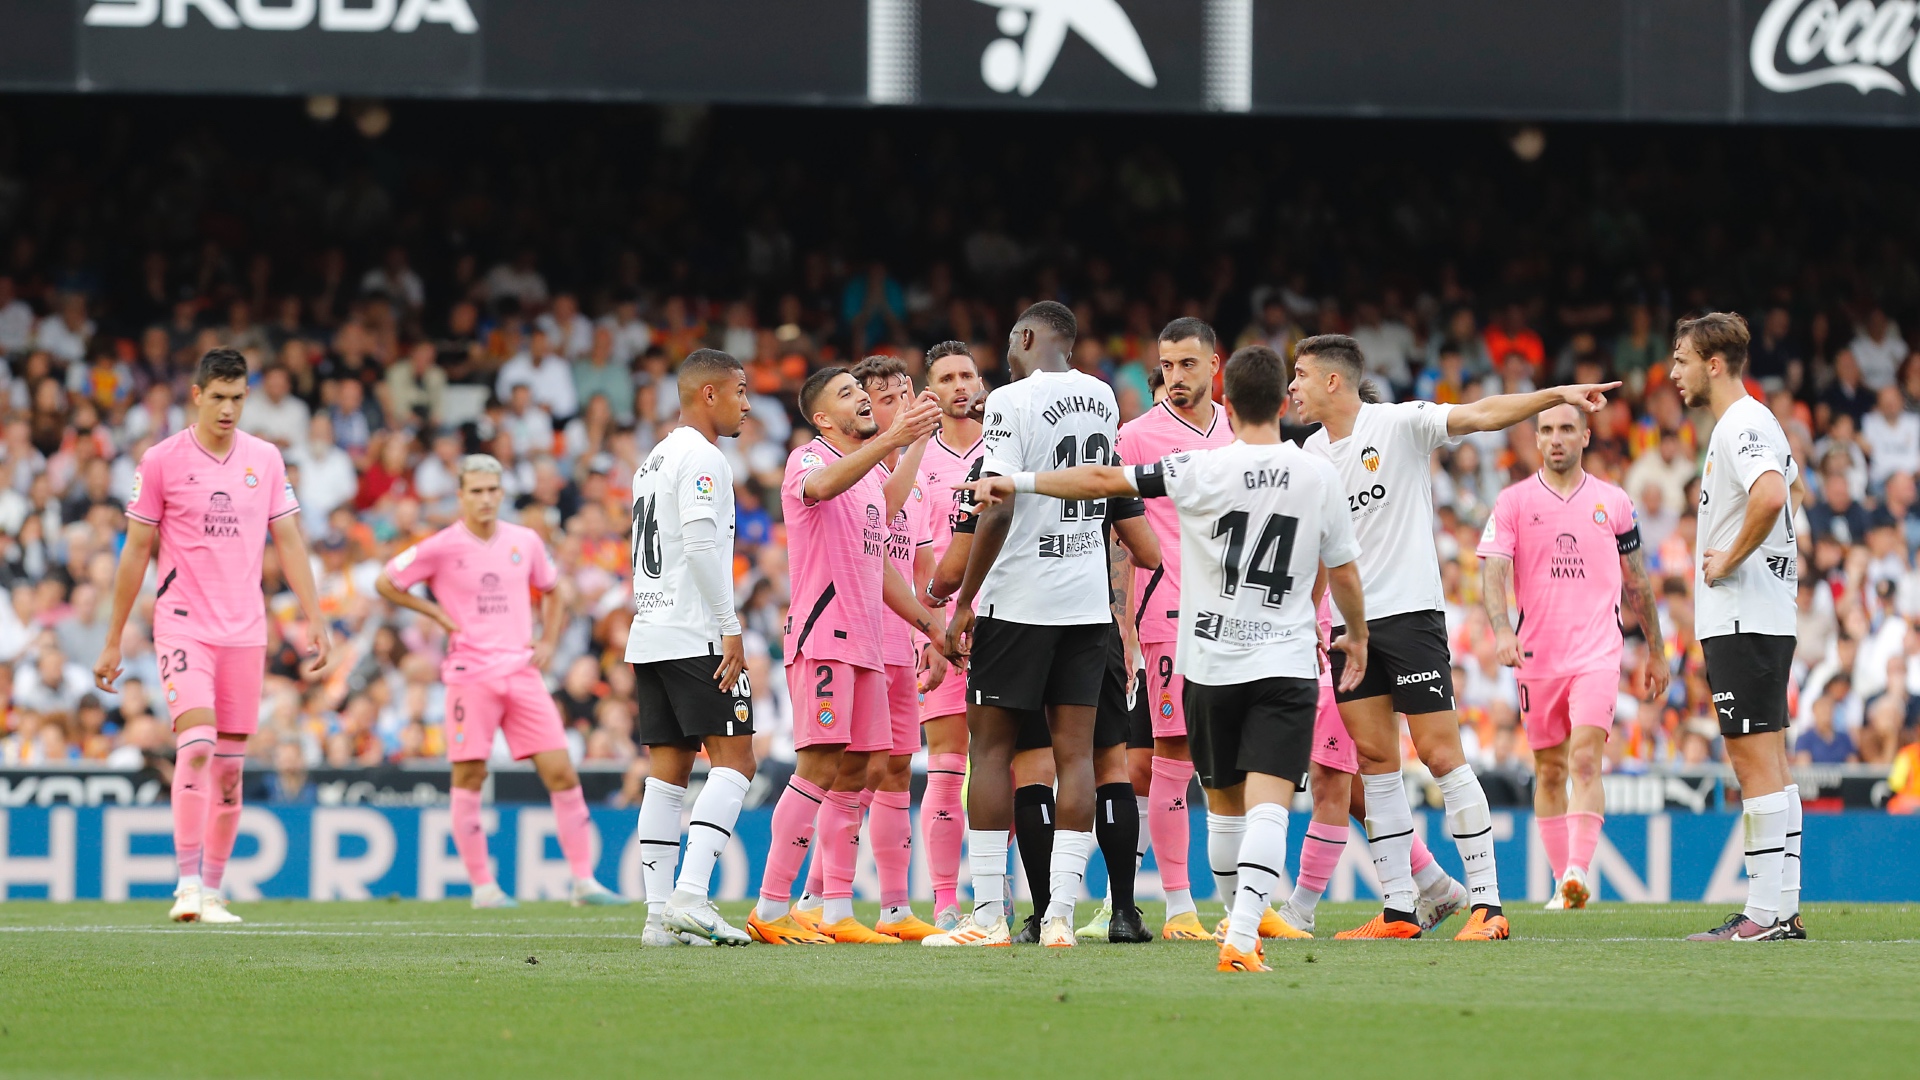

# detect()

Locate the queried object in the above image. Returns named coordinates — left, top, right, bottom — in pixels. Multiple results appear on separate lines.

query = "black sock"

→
left=1095, top=782, right=1138, bottom=911
left=1385, top=907, right=1418, bottom=925
left=1013, top=784, right=1055, bottom=919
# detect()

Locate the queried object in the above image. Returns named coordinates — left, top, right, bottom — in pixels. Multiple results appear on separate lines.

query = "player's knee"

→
left=1569, top=749, right=1602, bottom=785
left=1535, top=755, right=1567, bottom=787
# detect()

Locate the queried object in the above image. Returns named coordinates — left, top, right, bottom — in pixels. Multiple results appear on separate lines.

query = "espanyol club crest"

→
left=817, top=703, right=836, bottom=728
left=1159, top=691, right=1175, bottom=721
left=509, top=547, right=523, bottom=564
left=243, top=466, right=259, bottom=488
left=165, top=682, right=178, bottom=704
left=1592, top=503, right=1609, bottom=526
left=694, top=474, right=716, bottom=495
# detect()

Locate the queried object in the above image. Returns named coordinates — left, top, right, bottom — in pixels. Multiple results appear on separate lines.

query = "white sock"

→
left=1164, top=888, right=1196, bottom=918
left=1360, top=772, right=1417, bottom=914
left=636, top=777, right=686, bottom=923
left=1781, top=784, right=1802, bottom=921
left=177, top=874, right=202, bottom=890
left=1435, top=765, right=1501, bottom=909
left=795, top=891, right=823, bottom=912
left=1229, top=803, right=1289, bottom=952
left=1413, top=858, right=1448, bottom=895
left=1135, top=794, right=1151, bottom=871
left=755, top=896, right=789, bottom=921
left=672, top=767, right=749, bottom=903
left=968, top=829, right=1010, bottom=925
left=1208, top=813, right=1247, bottom=913
left=882, top=904, right=912, bottom=924
left=1742, top=790, right=1789, bottom=926
left=1044, top=830, right=1096, bottom=923
left=823, top=896, right=853, bottom=923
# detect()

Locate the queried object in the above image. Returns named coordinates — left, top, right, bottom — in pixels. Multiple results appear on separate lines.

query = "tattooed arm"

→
left=1481, top=554, right=1520, bottom=668
left=1620, top=545, right=1670, bottom=702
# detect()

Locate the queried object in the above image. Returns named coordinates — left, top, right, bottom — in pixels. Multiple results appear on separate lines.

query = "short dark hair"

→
left=1158, top=317, right=1217, bottom=354
left=799, top=366, right=851, bottom=425
left=194, top=347, right=249, bottom=388
left=677, top=348, right=744, bottom=401
left=927, top=340, right=972, bottom=363
left=1018, top=300, right=1077, bottom=347
left=1674, top=312, right=1750, bottom=373
left=1223, top=345, right=1285, bottom=426
left=1293, top=334, right=1365, bottom=382
left=849, top=354, right=910, bottom=391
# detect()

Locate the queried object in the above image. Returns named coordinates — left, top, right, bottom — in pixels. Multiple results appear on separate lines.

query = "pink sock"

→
left=871, top=789, right=913, bottom=908
left=1297, top=820, right=1348, bottom=894
left=1148, top=757, right=1194, bottom=892
left=1566, top=812, right=1604, bottom=874
left=1538, top=814, right=1570, bottom=879
left=804, top=834, right=826, bottom=899
left=758, top=777, right=825, bottom=903
left=819, top=790, right=865, bottom=901
left=924, top=753, right=966, bottom=913
left=1409, top=833, right=1437, bottom=876
left=171, top=726, right=216, bottom=879
left=549, top=785, right=596, bottom=880
left=200, top=748, right=246, bottom=890
left=450, top=787, right=493, bottom=887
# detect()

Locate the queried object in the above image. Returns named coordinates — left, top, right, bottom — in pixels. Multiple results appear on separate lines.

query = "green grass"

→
left=1, top=901, right=1915, bottom=1079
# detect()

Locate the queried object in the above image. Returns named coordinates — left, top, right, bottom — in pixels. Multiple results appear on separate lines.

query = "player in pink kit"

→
left=1115, top=317, right=1234, bottom=940
left=376, top=455, right=623, bottom=909
left=749, top=366, right=939, bottom=945
left=913, top=342, right=985, bottom=930
left=93, top=348, right=332, bottom=925
left=788, top=355, right=949, bottom=941
left=1478, top=403, right=1669, bottom=909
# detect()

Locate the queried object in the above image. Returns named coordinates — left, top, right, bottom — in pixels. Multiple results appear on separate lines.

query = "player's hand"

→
left=1700, top=548, right=1737, bottom=586
left=714, top=634, right=746, bottom=692
left=1494, top=628, right=1522, bottom=668
left=301, top=623, right=332, bottom=681
left=431, top=606, right=461, bottom=637
left=93, top=645, right=123, bottom=695
left=1639, top=648, right=1671, bottom=703
left=918, top=642, right=949, bottom=692
left=1556, top=382, right=1622, bottom=413
left=923, top=583, right=948, bottom=608
left=944, top=606, right=975, bottom=663
left=887, top=394, right=942, bottom=450
left=1332, top=631, right=1368, bottom=693
left=531, top=639, right=557, bottom=674
left=953, top=476, right=1017, bottom=507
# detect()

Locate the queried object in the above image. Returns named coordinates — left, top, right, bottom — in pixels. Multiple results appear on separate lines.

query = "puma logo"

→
left=1241, top=885, right=1270, bottom=904
left=1428, top=685, right=1444, bottom=696
left=641, top=860, right=658, bottom=872
left=1719, top=707, right=1734, bottom=719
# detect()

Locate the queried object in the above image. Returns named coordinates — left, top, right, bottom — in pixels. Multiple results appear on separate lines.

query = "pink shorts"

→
left=788, top=655, right=890, bottom=753
left=919, top=656, right=969, bottom=723
left=1143, top=641, right=1187, bottom=740
left=154, top=636, right=264, bottom=735
left=1310, top=677, right=1358, bottom=774
left=886, top=663, right=921, bottom=757
left=1516, top=670, right=1617, bottom=752
left=445, top=667, right=568, bottom=762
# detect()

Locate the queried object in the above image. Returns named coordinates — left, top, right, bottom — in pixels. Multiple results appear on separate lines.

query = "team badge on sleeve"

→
left=801, top=450, right=824, bottom=469
left=130, top=470, right=143, bottom=501
left=693, top=474, right=716, bottom=496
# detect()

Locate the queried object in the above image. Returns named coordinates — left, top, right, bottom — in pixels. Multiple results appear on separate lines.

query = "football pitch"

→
left=2, top=902, right=1914, bottom=1079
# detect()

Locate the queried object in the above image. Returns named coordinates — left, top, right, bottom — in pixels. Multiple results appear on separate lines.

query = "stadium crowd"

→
left=1, top=100, right=1917, bottom=802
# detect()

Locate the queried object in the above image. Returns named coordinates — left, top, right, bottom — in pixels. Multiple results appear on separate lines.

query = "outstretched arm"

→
left=1446, top=383, right=1620, bottom=436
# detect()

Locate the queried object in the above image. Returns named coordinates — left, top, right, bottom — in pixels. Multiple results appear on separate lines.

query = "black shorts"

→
left=1012, top=623, right=1134, bottom=751
left=967, top=618, right=1107, bottom=711
left=632, top=657, right=753, bottom=747
left=1329, top=609, right=1457, bottom=715
left=1184, top=676, right=1319, bottom=791
left=1702, top=633, right=1796, bottom=737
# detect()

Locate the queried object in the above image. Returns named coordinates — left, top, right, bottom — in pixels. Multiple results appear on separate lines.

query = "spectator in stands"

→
left=1862, top=385, right=1920, bottom=493
left=291, top=413, right=359, bottom=525
left=1850, top=307, right=1906, bottom=390
left=1825, top=349, right=1874, bottom=423
left=13, top=644, right=93, bottom=714
left=384, top=341, right=447, bottom=428
left=537, top=292, right=594, bottom=361
left=496, top=329, right=577, bottom=421
left=1797, top=682, right=1859, bottom=764
left=0, top=276, right=32, bottom=355
left=241, top=366, right=311, bottom=450
left=1810, top=449, right=1872, bottom=547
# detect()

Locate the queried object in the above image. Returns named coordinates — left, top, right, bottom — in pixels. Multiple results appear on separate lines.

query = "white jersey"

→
left=1696, top=394, right=1799, bottom=639
left=1303, top=400, right=1455, bottom=622
left=625, top=426, right=736, bottom=662
left=978, top=369, right=1119, bottom=625
left=1136, top=441, right=1360, bottom=685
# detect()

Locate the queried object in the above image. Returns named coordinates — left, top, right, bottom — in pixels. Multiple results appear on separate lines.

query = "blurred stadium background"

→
left=2, top=1, right=1918, bottom=903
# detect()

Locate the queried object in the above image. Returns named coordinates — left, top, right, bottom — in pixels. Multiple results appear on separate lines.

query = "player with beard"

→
left=1479, top=403, right=1669, bottom=911
left=926, top=302, right=1123, bottom=947
left=750, top=366, right=939, bottom=945
left=1290, top=333, right=1616, bottom=941
left=94, top=348, right=331, bottom=924
left=1670, top=313, right=1809, bottom=942
left=788, top=355, right=949, bottom=940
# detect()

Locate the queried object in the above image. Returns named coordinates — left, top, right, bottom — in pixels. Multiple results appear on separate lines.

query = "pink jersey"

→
left=128, top=428, right=298, bottom=648
left=1117, top=401, right=1234, bottom=644
left=914, top=430, right=984, bottom=572
left=383, top=520, right=557, bottom=685
left=781, top=438, right=888, bottom=671
left=878, top=460, right=921, bottom=666
left=1477, top=472, right=1639, bottom=678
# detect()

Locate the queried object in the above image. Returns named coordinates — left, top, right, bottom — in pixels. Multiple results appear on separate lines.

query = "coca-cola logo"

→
left=1750, top=0, right=1920, bottom=94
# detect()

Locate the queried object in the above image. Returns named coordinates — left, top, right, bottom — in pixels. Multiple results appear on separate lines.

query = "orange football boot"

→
left=875, top=913, right=941, bottom=941
left=1453, top=908, right=1511, bottom=941
left=745, top=912, right=834, bottom=945
left=1333, top=913, right=1422, bottom=939
left=1217, top=940, right=1271, bottom=972
left=818, top=917, right=903, bottom=944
